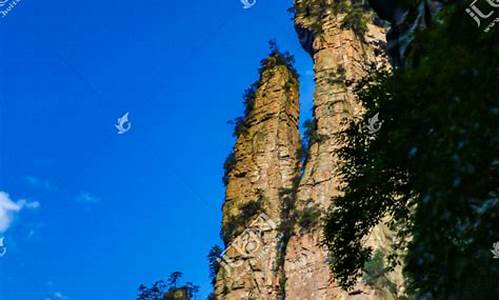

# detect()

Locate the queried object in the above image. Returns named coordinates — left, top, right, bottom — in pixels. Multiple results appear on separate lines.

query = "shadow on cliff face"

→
left=324, top=1, right=498, bottom=299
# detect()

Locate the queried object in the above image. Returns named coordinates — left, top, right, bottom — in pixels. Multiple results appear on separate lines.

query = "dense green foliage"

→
left=206, top=245, right=223, bottom=300
left=362, top=250, right=397, bottom=294
left=207, top=245, right=223, bottom=287
left=324, top=2, right=498, bottom=299
left=291, top=0, right=371, bottom=38
left=340, top=5, right=368, bottom=39
left=137, top=280, right=169, bottom=300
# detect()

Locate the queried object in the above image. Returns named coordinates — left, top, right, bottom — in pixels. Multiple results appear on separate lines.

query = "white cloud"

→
left=0, top=191, right=40, bottom=233
left=53, top=292, right=69, bottom=300
left=18, top=199, right=41, bottom=209
left=74, top=192, right=99, bottom=204
left=27, top=229, right=36, bottom=240
left=0, top=192, right=21, bottom=233
left=44, top=281, right=69, bottom=300
left=25, top=176, right=57, bottom=191
left=26, top=201, right=41, bottom=209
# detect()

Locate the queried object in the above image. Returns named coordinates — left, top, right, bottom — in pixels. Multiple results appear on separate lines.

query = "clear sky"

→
left=0, top=0, right=314, bottom=299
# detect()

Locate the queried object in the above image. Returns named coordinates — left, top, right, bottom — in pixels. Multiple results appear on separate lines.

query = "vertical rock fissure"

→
left=283, top=1, right=394, bottom=299
left=215, top=2, right=403, bottom=299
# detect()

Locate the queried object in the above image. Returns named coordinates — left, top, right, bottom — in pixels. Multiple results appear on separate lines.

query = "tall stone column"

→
left=284, top=1, right=393, bottom=299
left=215, top=54, right=301, bottom=300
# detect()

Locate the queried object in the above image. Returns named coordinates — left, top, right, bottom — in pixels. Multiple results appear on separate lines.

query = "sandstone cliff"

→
left=215, top=50, right=302, bottom=300
left=285, top=0, right=398, bottom=300
left=215, top=1, right=403, bottom=299
left=283, top=1, right=400, bottom=299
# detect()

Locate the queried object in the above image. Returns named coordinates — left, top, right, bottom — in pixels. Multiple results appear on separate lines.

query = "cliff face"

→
left=216, top=56, right=301, bottom=300
left=283, top=1, right=397, bottom=299
left=215, top=1, right=403, bottom=299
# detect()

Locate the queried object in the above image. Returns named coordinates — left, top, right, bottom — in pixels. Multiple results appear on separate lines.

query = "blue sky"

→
left=0, top=0, right=314, bottom=299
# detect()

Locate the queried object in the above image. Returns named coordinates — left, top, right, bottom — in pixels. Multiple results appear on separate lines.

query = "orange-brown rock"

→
left=283, top=1, right=397, bottom=299
left=215, top=55, right=301, bottom=300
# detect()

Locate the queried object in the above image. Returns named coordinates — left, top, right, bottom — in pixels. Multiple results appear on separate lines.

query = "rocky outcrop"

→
left=215, top=53, right=301, bottom=300
left=283, top=1, right=397, bottom=299
left=214, top=1, right=406, bottom=299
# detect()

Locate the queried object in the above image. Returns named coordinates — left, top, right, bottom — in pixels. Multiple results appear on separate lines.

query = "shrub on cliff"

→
left=137, top=272, right=199, bottom=300
left=297, top=203, right=323, bottom=232
left=220, top=195, right=265, bottom=243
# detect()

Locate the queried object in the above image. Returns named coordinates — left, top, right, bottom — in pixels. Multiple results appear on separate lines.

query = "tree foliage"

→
left=138, top=281, right=169, bottom=300
left=323, top=3, right=498, bottom=299
left=137, top=272, right=199, bottom=300
left=362, top=250, right=397, bottom=294
left=167, top=272, right=183, bottom=288
left=207, top=245, right=223, bottom=287
left=291, top=0, right=372, bottom=39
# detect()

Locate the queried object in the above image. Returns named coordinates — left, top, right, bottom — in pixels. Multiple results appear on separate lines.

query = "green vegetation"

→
left=278, top=275, right=287, bottom=300
left=163, top=288, right=188, bottom=300
left=275, top=173, right=302, bottom=300
left=340, top=4, right=369, bottom=40
left=303, top=118, right=328, bottom=149
left=207, top=245, right=223, bottom=287
left=206, top=244, right=223, bottom=300
left=242, top=81, right=260, bottom=117
left=206, top=294, right=215, bottom=300
left=291, top=0, right=370, bottom=39
left=228, top=116, right=250, bottom=138
left=297, top=203, right=323, bottom=232
left=323, top=2, right=498, bottom=299
left=228, top=40, right=298, bottom=138
left=220, top=194, right=265, bottom=243
left=222, top=151, right=236, bottom=186
left=277, top=187, right=297, bottom=241
left=137, top=272, right=199, bottom=300
left=223, top=41, right=299, bottom=186
left=363, top=250, right=397, bottom=294
left=261, top=40, right=299, bottom=79
left=326, top=65, right=347, bottom=85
